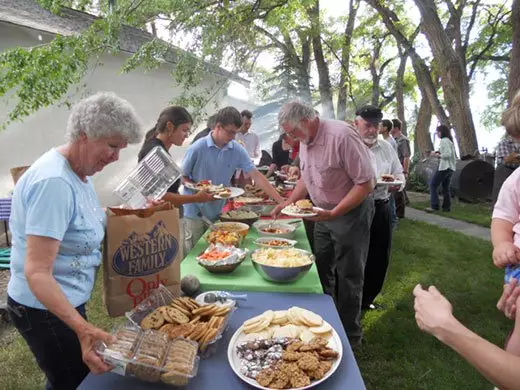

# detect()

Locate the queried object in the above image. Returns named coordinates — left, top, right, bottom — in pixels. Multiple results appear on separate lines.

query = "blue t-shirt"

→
left=8, top=149, right=106, bottom=309
left=181, top=133, right=255, bottom=221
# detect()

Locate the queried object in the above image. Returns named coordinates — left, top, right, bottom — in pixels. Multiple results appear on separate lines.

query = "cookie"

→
left=170, top=302, right=192, bottom=317
left=256, top=368, right=276, bottom=387
left=309, top=321, right=332, bottom=335
left=287, top=340, right=303, bottom=352
left=297, top=354, right=320, bottom=371
left=166, top=306, right=190, bottom=324
left=141, top=310, right=165, bottom=330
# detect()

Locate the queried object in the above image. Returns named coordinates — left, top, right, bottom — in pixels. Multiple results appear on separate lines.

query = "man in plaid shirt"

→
left=496, top=135, right=520, bottom=168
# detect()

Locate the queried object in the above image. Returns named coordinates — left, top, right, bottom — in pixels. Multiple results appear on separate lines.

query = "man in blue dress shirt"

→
left=181, top=106, right=285, bottom=252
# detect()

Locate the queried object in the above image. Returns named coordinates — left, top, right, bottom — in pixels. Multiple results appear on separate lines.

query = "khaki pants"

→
left=183, top=218, right=206, bottom=256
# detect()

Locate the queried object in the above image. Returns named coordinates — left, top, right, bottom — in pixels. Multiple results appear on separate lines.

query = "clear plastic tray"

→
left=125, top=284, right=235, bottom=359
left=96, top=327, right=199, bottom=386
left=114, top=146, right=182, bottom=208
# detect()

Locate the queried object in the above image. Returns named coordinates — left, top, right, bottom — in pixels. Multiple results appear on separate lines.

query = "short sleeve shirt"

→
left=181, top=133, right=255, bottom=221
left=496, top=136, right=520, bottom=168
left=8, top=149, right=106, bottom=309
left=395, top=134, right=411, bottom=165
left=493, top=167, right=520, bottom=249
left=299, top=119, right=375, bottom=210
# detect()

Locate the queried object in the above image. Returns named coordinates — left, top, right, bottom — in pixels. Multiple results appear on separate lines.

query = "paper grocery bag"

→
left=103, top=202, right=182, bottom=317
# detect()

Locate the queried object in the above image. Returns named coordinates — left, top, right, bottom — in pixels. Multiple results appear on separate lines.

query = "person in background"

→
left=413, top=283, right=520, bottom=390
left=492, top=93, right=520, bottom=205
left=138, top=107, right=215, bottom=257
left=380, top=119, right=398, bottom=152
left=391, top=118, right=410, bottom=219
left=191, top=114, right=216, bottom=144
left=7, top=92, right=142, bottom=389
left=380, top=119, right=398, bottom=228
left=355, top=106, right=405, bottom=311
left=182, top=107, right=285, bottom=252
left=272, top=101, right=375, bottom=346
left=269, top=133, right=297, bottom=173
left=235, top=110, right=261, bottom=165
left=425, top=125, right=457, bottom=213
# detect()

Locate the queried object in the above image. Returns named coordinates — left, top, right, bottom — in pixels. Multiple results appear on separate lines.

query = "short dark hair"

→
left=206, top=114, right=217, bottom=129
left=215, top=107, right=242, bottom=128
left=382, top=119, right=393, bottom=132
left=436, top=124, right=453, bottom=142
left=392, top=118, right=402, bottom=130
left=241, top=110, right=253, bottom=119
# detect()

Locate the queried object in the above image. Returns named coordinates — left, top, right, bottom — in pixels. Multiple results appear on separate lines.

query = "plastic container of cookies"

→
left=125, top=284, right=236, bottom=359
left=96, top=328, right=199, bottom=386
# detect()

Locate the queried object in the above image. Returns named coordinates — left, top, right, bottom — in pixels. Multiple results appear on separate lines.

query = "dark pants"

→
left=314, top=197, right=375, bottom=340
left=362, top=199, right=392, bottom=308
left=303, top=219, right=315, bottom=253
left=394, top=190, right=407, bottom=218
left=429, top=169, right=453, bottom=211
left=7, top=296, right=90, bottom=390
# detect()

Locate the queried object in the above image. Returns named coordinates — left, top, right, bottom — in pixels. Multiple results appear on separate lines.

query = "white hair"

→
left=278, top=100, right=317, bottom=126
left=66, top=92, right=143, bottom=143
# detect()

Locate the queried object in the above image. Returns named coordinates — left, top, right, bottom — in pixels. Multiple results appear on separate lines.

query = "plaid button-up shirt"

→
left=496, top=136, right=520, bottom=167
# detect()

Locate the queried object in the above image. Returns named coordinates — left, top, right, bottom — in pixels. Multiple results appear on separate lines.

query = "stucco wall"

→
left=0, top=22, right=238, bottom=206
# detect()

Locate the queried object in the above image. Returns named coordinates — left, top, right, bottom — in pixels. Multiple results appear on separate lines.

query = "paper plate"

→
left=376, top=180, right=404, bottom=186
left=227, top=323, right=343, bottom=390
left=281, top=206, right=319, bottom=218
left=284, top=180, right=298, bottom=185
left=213, top=187, right=245, bottom=200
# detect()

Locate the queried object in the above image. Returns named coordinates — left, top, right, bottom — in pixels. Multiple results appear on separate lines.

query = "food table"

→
left=79, top=292, right=366, bottom=389
left=180, top=220, right=324, bottom=294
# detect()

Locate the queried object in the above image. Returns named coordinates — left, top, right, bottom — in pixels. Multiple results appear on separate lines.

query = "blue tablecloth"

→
left=79, top=292, right=365, bottom=389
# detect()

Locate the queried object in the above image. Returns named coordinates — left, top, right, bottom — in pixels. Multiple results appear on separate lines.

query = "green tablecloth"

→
left=180, top=220, right=324, bottom=294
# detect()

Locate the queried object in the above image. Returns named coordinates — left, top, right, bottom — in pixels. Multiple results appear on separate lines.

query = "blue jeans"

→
left=389, top=194, right=397, bottom=227
left=7, top=296, right=89, bottom=390
left=429, top=169, right=454, bottom=211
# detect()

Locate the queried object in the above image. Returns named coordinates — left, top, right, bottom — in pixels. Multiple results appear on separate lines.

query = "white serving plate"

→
left=227, top=323, right=343, bottom=390
left=213, top=187, right=245, bottom=199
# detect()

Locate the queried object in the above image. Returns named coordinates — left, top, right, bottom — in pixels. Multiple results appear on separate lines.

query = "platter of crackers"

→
left=126, top=285, right=234, bottom=358
left=227, top=306, right=342, bottom=389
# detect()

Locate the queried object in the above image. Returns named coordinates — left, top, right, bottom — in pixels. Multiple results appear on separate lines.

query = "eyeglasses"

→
left=220, top=126, right=238, bottom=136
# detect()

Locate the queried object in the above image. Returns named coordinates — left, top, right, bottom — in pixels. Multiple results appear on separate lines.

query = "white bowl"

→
left=253, top=221, right=296, bottom=239
left=254, top=237, right=297, bottom=248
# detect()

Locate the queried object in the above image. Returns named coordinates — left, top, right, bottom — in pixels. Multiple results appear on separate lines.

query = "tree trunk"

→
left=415, top=94, right=434, bottom=158
left=509, top=0, right=520, bottom=104
left=309, top=1, right=335, bottom=119
left=413, top=0, right=478, bottom=156
left=396, top=49, right=408, bottom=135
left=365, top=0, right=450, bottom=129
left=337, top=0, right=359, bottom=120
left=283, top=31, right=312, bottom=103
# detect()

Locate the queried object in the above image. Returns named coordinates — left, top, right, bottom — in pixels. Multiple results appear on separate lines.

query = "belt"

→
left=374, top=198, right=389, bottom=205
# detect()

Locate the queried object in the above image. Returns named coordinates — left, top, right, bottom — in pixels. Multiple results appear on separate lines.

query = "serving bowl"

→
left=212, top=222, right=250, bottom=238
left=219, top=210, right=260, bottom=226
left=197, top=257, right=246, bottom=274
left=253, top=221, right=296, bottom=239
left=254, top=237, right=297, bottom=249
left=250, top=248, right=314, bottom=283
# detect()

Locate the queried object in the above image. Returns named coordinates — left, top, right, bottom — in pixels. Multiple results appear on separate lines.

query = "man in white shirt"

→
left=235, top=110, right=260, bottom=164
left=354, top=105, right=405, bottom=310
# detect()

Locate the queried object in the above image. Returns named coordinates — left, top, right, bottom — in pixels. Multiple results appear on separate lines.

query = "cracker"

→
left=166, top=306, right=190, bottom=324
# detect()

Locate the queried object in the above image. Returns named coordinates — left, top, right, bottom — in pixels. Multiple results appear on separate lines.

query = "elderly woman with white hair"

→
left=7, top=92, right=143, bottom=389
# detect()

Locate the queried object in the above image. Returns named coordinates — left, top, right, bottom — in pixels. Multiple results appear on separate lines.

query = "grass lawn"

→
left=409, top=200, right=492, bottom=228
left=0, top=219, right=508, bottom=389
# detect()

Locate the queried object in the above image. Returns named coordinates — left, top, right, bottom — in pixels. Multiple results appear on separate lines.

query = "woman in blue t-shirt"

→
left=7, top=92, right=143, bottom=389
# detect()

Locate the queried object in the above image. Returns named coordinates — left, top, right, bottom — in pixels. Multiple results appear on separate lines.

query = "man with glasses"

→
left=181, top=106, right=285, bottom=252
left=272, top=101, right=375, bottom=347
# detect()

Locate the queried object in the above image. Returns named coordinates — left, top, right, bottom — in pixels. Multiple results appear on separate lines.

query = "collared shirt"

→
left=383, top=135, right=398, bottom=152
left=370, top=139, right=405, bottom=200
left=181, top=133, right=255, bottom=221
left=300, top=119, right=375, bottom=210
left=394, top=133, right=411, bottom=165
left=438, top=137, right=457, bottom=171
left=8, top=149, right=105, bottom=309
left=496, top=136, right=520, bottom=168
left=235, top=131, right=260, bottom=164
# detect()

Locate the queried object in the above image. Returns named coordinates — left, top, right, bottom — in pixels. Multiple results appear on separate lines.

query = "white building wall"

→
left=0, top=22, right=228, bottom=206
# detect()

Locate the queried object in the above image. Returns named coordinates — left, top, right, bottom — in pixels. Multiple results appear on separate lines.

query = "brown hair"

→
left=144, top=106, right=193, bottom=141
left=501, top=90, right=520, bottom=138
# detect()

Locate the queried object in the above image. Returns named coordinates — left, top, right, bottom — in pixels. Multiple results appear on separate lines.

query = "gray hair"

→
left=66, top=92, right=143, bottom=143
left=278, top=101, right=317, bottom=126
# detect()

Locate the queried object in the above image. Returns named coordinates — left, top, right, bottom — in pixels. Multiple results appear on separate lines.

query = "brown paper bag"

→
left=103, top=202, right=182, bottom=317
